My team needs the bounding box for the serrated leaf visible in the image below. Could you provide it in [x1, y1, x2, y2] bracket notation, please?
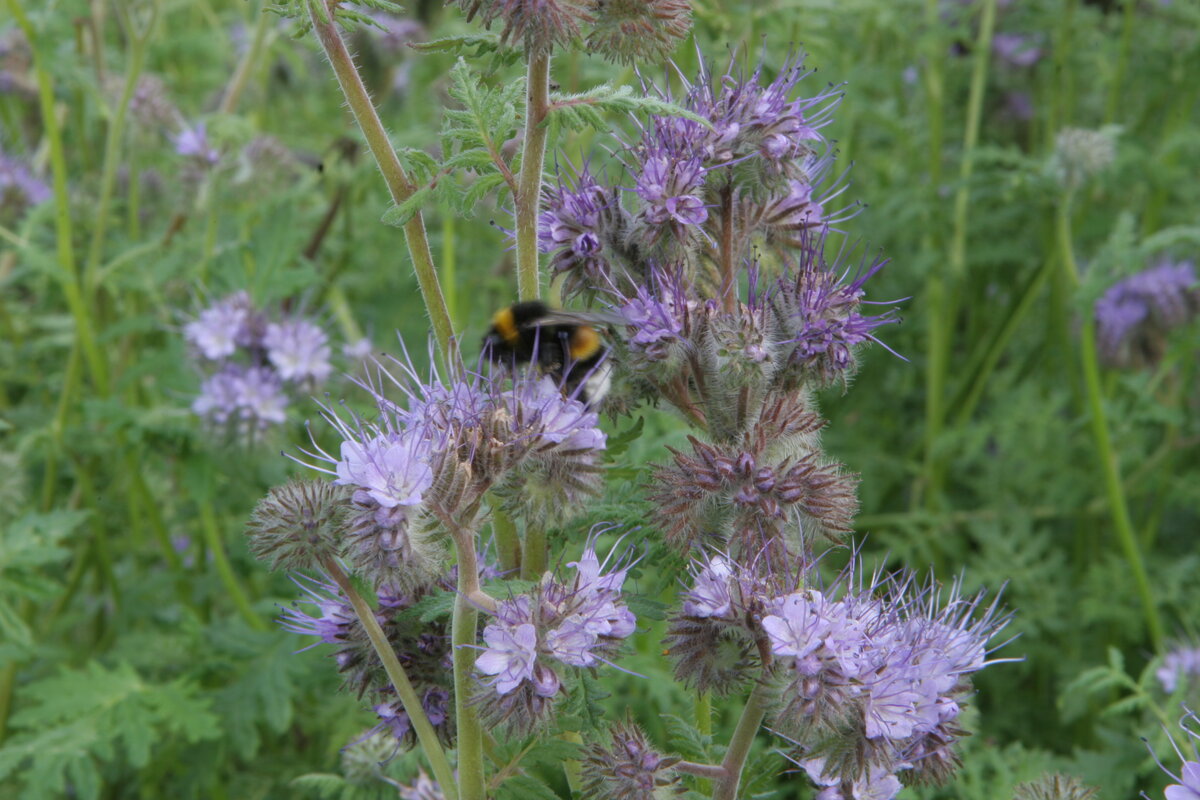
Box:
[381, 187, 435, 229]
[543, 84, 711, 139]
[495, 774, 563, 800]
[604, 416, 645, 460]
[661, 714, 712, 761]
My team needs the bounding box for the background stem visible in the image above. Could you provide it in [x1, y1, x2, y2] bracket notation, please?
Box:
[308, 1, 459, 370]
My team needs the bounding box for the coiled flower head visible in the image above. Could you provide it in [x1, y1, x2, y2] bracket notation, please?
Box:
[581, 719, 681, 800]
[585, 0, 692, 65]
[451, 0, 593, 54]
[246, 479, 350, 571]
[1094, 260, 1198, 369]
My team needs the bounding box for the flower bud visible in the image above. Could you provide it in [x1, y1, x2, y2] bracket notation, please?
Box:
[246, 479, 349, 571]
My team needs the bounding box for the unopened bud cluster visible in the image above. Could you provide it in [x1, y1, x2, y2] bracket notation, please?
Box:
[451, 0, 692, 61]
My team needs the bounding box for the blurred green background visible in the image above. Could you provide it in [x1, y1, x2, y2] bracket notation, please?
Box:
[1, 0, 1198, 797]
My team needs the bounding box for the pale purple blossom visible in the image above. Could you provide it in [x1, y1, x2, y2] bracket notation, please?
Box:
[192, 364, 289, 430]
[174, 122, 219, 164]
[335, 432, 434, 510]
[0, 149, 51, 217]
[264, 319, 333, 383]
[1149, 710, 1200, 800]
[504, 376, 607, 452]
[1159, 646, 1200, 694]
[184, 292, 257, 360]
[635, 154, 708, 228]
[1095, 260, 1198, 367]
[475, 529, 637, 706]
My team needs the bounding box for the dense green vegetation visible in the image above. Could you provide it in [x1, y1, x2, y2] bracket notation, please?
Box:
[1, 1, 1198, 798]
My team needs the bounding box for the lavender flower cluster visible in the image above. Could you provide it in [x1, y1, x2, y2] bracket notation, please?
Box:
[668, 554, 1009, 797]
[186, 292, 335, 435]
[536, 53, 896, 449]
[281, 573, 456, 746]
[0, 145, 50, 221]
[475, 530, 636, 732]
[299, 355, 607, 587]
[1159, 644, 1200, 694]
[1094, 260, 1199, 369]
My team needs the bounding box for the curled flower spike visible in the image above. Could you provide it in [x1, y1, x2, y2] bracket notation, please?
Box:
[450, 0, 593, 54]
[295, 347, 606, 584]
[246, 479, 349, 571]
[764, 566, 1014, 790]
[279, 574, 457, 745]
[581, 718, 682, 800]
[585, 0, 692, 65]
[769, 236, 901, 389]
[1012, 773, 1098, 800]
[1094, 260, 1199, 369]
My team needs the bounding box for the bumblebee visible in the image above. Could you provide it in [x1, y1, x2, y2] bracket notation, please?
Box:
[483, 300, 615, 406]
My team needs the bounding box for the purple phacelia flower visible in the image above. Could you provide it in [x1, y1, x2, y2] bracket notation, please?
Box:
[992, 33, 1043, 68]
[539, 166, 615, 282]
[343, 337, 374, 362]
[504, 376, 608, 452]
[0, 148, 51, 218]
[192, 364, 289, 430]
[619, 266, 693, 364]
[173, 122, 219, 164]
[398, 772, 446, 800]
[1148, 710, 1200, 800]
[769, 571, 1012, 789]
[769, 240, 899, 387]
[801, 757, 902, 800]
[1095, 260, 1199, 368]
[635, 154, 708, 229]
[1159, 645, 1200, 694]
[477, 621, 542, 695]
[264, 319, 333, 383]
[184, 291, 259, 360]
[474, 528, 637, 728]
[335, 431, 434, 510]
[681, 556, 734, 618]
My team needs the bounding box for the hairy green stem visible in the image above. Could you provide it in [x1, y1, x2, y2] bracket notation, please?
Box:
[322, 557, 459, 800]
[712, 680, 770, 800]
[452, 529, 486, 800]
[218, 0, 269, 114]
[11, 0, 110, 397]
[520, 524, 547, 582]
[490, 504, 521, 575]
[1057, 203, 1163, 650]
[515, 52, 550, 301]
[308, 1, 458, 370]
[199, 500, 265, 631]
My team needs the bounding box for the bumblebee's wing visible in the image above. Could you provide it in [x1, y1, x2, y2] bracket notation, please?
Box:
[522, 309, 626, 329]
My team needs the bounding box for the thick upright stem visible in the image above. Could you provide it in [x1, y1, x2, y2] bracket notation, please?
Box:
[1056, 203, 1163, 651]
[321, 557, 459, 800]
[712, 680, 770, 800]
[308, 2, 458, 370]
[515, 52, 550, 301]
[452, 532, 486, 800]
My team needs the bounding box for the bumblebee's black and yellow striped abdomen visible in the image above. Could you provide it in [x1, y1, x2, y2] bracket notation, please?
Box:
[483, 301, 612, 405]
